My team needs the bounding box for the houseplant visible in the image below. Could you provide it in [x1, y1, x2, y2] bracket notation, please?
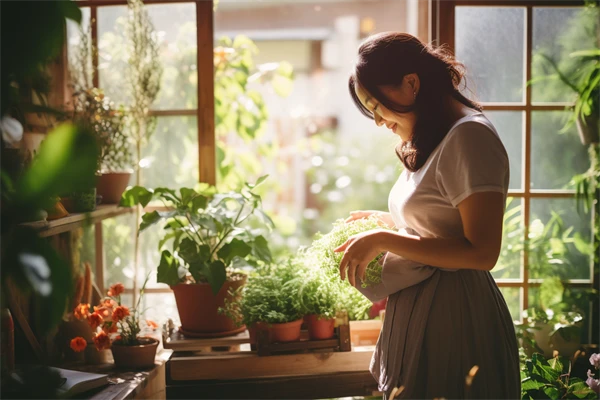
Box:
[71, 279, 159, 368]
[69, 25, 134, 204]
[298, 269, 340, 340]
[120, 176, 274, 337]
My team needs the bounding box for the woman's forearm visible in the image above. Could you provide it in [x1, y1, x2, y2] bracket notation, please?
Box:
[375, 230, 498, 271]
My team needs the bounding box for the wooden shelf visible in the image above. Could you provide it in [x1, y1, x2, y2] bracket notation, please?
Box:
[22, 204, 134, 237]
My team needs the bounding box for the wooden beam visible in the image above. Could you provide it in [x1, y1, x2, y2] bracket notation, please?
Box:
[196, 0, 216, 186]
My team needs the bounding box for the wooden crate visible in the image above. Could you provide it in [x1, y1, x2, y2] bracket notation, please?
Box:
[256, 324, 351, 356]
[167, 347, 374, 381]
[349, 319, 382, 347]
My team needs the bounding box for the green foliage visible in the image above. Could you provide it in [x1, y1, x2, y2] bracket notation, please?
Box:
[71, 88, 132, 172]
[214, 35, 294, 190]
[220, 260, 305, 326]
[120, 176, 274, 294]
[297, 268, 340, 319]
[521, 353, 597, 399]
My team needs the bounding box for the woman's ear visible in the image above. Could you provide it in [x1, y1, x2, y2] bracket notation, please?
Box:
[404, 73, 420, 94]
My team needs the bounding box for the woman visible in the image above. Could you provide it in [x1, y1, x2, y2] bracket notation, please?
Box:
[333, 32, 521, 399]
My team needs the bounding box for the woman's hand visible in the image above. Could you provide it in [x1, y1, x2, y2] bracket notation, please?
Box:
[334, 230, 385, 287]
[345, 210, 395, 229]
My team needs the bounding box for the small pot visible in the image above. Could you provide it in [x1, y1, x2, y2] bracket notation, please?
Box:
[63, 188, 97, 212]
[269, 319, 303, 343]
[305, 314, 335, 340]
[110, 337, 158, 369]
[84, 347, 111, 365]
[96, 172, 132, 204]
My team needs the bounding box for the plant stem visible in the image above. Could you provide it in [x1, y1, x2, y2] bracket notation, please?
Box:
[209, 203, 245, 260]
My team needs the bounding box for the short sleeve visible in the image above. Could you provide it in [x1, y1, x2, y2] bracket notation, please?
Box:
[435, 120, 509, 207]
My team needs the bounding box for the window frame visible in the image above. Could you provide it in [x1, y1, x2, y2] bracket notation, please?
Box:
[433, 0, 595, 318]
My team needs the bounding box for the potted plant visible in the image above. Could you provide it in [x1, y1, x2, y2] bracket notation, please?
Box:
[120, 176, 274, 337]
[71, 279, 159, 369]
[70, 88, 132, 205]
[298, 270, 339, 340]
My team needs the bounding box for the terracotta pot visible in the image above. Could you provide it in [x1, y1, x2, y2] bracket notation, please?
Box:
[84, 347, 111, 365]
[171, 276, 246, 337]
[305, 314, 335, 340]
[248, 322, 271, 345]
[111, 338, 158, 369]
[96, 172, 132, 204]
[269, 319, 303, 343]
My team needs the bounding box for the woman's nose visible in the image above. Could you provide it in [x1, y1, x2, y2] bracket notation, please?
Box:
[374, 112, 384, 127]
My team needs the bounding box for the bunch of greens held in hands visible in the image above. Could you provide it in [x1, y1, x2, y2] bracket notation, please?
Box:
[120, 176, 274, 295]
[299, 217, 393, 320]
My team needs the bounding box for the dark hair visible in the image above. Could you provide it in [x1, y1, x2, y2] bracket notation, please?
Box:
[348, 32, 481, 172]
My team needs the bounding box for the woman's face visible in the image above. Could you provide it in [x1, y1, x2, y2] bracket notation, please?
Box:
[354, 74, 419, 141]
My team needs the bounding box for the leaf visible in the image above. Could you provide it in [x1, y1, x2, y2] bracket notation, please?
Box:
[57, 1, 83, 23]
[139, 211, 161, 232]
[568, 381, 596, 398]
[120, 186, 153, 207]
[549, 356, 563, 373]
[17, 123, 98, 209]
[152, 188, 179, 204]
[180, 187, 197, 206]
[191, 194, 208, 211]
[178, 238, 199, 264]
[204, 260, 227, 295]
[251, 235, 272, 264]
[157, 250, 180, 286]
[217, 239, 252, 265]
[521, 377, 546, 392]
[245, 174, 269, 190]
[542, 386, 560, 399]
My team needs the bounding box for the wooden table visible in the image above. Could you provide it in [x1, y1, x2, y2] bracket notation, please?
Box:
[57, 350, 171, 400]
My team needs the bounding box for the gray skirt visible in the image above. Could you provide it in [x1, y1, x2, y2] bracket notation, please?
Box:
[364, 266, 521, 399]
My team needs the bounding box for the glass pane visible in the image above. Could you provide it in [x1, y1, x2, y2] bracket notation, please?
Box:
[455, 7, 525, 103]
[493, 197, 522, 280]
[532, 7, 596, 103]
[137, 221, 169, 290]
[485, 111, 523, 190]
[529, 198, 592, 281]
[215, 1, 407, 248]
[531, 111, 588, 190]
[67, 8, 92, 90]
[80, 224, 96, 275]
[130, 116, 199, 189]
[140, 293, 179, 326]
[98, 4, 197, 109]
[103, 213, 136, 288]
[499, 287, 521, 322]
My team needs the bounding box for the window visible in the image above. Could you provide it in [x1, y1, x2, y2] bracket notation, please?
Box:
[435, 1, 595, 332]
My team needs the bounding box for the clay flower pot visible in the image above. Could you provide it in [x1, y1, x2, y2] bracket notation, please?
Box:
[305, 314, 335, 340]
[171, 275, 246, 337]
[110, 337, 158, 369]
[96, 172, 132, 204]
[269, 319, 303, 343]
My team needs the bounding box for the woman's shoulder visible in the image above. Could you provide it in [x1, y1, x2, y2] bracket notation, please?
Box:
[438, 113, 506, 157]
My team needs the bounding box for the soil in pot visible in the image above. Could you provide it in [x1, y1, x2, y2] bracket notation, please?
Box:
[172, 274, 247, 337]
[269, 319, 303, 343]
[111, 337, 158, 369]
[305, 314, 335, 340]
[96, 172, 132, 204]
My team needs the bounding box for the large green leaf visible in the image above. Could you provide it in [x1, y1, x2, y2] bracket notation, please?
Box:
[139, 211, 160, 233]
[157, 250, 180, 286]
[569, 381, 596, 398]
[203, 260, 227, 295]
[178, 238, 209, 264]
[120, 186, 153, 207]
[217, 239, 251, 265]
[542, 386, 560, 399]
[17, 123, 98, 209]
[251, 235, 272, 264]
[521, 378, 546, 392]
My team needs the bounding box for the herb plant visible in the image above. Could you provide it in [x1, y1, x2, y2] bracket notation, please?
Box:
[120, 176, 274, 294]
[521, 353, 598, 399]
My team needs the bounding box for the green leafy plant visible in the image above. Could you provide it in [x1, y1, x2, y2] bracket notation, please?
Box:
[298, 268, 340, 319]
[220, 260, 305, 326]
[521, 353, 597, 399]
[71, 88, 131, 172]
[120, 176, 274, 294]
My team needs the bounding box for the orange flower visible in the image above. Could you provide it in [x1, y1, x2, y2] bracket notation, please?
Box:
[73, 304, 90, 320]
[94, 299, 116, 319]
[93, 331, 111, 351]
[87, 312, 104, 330]
[70, 337, 87, 352]
[146, 319, 158, 330]
[107, 283, 124, 297]
[102, 322, 118, 334]
[111, 306, 130, 322]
